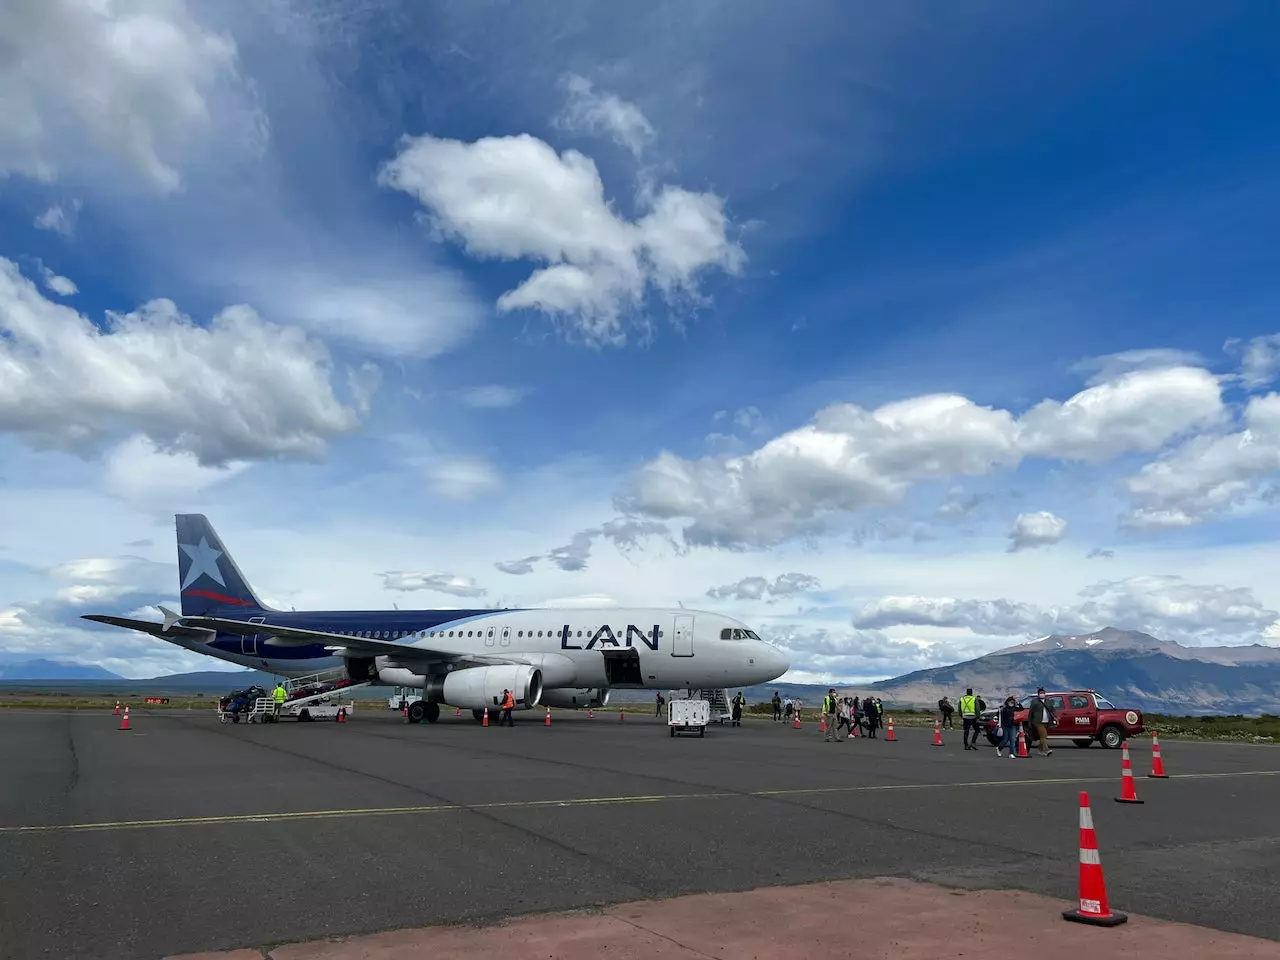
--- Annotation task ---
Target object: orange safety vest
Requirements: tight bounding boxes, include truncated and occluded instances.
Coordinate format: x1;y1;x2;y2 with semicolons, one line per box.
502;692;514;710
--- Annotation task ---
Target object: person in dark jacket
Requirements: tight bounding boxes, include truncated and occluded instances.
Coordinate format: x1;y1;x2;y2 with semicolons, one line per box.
1028;687;1056;756
995;696;1019;758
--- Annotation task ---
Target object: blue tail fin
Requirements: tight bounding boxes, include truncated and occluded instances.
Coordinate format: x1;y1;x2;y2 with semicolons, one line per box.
175;514;272;616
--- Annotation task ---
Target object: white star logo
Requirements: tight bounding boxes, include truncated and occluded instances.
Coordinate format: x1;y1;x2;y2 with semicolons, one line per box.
180;537;226;590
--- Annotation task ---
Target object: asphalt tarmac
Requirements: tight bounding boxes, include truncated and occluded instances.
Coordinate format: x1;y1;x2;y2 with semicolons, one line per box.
3;708;1280;960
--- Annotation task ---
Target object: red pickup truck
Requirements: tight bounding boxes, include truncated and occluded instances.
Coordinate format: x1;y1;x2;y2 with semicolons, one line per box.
980;689;1144;749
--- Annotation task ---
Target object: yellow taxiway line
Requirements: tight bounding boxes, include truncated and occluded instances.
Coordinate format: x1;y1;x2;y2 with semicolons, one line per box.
2;769;1278;836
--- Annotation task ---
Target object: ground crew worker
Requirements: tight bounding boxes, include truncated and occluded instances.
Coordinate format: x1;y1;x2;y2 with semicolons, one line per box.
655;691;665;717
772;692;782;722
731;692;746;726
823;689;841;742
272;681;287;720
500;688;515;727
959;687;979;750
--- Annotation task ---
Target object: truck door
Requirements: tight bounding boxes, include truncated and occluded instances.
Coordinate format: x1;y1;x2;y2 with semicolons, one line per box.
671;614;694;657
1044;695;1069;735
1060;693;1097;735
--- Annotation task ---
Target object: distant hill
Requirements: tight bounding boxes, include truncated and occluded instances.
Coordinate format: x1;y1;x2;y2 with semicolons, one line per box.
0;659;123;681
852;627;1280;716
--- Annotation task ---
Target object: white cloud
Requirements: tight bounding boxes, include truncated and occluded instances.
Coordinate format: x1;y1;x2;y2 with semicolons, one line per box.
379;572;487;597
1123;393;1280;529
623;366;1225;547
850;575;1279;647
1224;333;1280;389
1007;510;1067;552
0;258;363;466
457;385;529;409
378;131;744;345
33;199;82;237
554;74;655;157
102;434;249;504
0;0;262;192
707;572;821;602
494;556;540;576
425;455;502;501
1071;348;1206;387
38;263;77;297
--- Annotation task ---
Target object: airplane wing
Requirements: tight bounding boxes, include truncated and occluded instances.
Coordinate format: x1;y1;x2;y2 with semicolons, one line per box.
81;614;216;643
166;614;527;668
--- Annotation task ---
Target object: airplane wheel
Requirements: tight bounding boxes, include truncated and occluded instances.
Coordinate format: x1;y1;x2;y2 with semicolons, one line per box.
407;701;427;724
472;709;485;723
424;702;440;724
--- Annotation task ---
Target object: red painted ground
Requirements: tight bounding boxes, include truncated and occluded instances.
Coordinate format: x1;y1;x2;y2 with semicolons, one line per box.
169;877;1280;959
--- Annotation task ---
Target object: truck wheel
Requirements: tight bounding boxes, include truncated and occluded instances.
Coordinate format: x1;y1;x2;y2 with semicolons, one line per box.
1099;725;1124;749
1072;738;1092;748
407;701;427;724
699;727;705;738
670;727;675;737
985;731;999;747
299;709;311;722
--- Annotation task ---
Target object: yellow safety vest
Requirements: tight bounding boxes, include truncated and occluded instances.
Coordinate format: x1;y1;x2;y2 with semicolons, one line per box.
959;695;977;717
273;686;286;703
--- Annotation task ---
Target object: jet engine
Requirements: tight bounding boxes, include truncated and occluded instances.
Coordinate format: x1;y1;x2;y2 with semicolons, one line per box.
427;665;543;711
539;688;610;709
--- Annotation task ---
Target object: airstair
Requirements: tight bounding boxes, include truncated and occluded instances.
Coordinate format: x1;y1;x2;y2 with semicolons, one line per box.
680;688;732;724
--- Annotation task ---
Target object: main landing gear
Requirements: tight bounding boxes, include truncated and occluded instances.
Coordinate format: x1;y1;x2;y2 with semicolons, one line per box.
406;701;440;724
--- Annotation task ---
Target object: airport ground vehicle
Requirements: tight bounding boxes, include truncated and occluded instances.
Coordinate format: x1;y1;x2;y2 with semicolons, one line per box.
388;687;422;710
218;669;363;723
668;698;710;737
980;689;1143;749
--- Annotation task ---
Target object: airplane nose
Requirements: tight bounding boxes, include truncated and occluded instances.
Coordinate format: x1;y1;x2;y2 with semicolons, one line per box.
763;643;789;679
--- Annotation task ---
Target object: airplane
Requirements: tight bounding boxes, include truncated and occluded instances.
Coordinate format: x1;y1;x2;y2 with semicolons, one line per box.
82;514;789;723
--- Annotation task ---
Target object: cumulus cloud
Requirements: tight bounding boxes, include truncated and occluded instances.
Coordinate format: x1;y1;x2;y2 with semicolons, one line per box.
424;455;502;501
0;258;363;465
1007;510;1068;552
379;572;487;597
707;572;821;602
851;575;1279;647
494;556;540;576
621;366;1225;547
554;74;655;157
1224;333;1280;389
765;625;978;681
0;0;263;191
33;199;82;237
494;517;674;574
457;385;529;409
1123;393;1280;529
378;131;744;346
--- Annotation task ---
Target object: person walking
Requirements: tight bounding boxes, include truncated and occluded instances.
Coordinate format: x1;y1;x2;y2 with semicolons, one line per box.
1028;687;1056;756
772;691;783;722
500;689;515;727
731;691;746;727
822;689;841;742
655;691;665;717
272;681;287;721
959;688;980;750
994;696;1019;758
938;696;955;729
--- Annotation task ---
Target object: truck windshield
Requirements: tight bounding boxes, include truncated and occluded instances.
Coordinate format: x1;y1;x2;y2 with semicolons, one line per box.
1093;695;1115;709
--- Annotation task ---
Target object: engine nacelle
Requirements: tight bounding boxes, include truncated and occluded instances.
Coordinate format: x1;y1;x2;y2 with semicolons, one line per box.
540;688;610;709
432;665;543;711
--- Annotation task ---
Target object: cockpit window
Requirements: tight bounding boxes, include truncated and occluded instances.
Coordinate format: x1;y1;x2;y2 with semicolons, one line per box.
745;630;762;640
720;628;732;640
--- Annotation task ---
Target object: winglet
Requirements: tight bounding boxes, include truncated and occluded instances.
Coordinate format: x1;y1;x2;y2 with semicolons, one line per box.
157;605;184;632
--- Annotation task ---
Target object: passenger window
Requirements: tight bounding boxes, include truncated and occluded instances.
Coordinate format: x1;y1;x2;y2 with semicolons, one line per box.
1069;695;1090;709
1047;696;1066;711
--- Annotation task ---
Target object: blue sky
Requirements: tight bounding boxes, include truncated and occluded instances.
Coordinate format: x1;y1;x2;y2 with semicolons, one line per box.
3;1;1280;680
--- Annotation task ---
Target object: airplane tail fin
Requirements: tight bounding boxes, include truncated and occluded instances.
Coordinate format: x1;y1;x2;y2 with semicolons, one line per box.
175;514;273;617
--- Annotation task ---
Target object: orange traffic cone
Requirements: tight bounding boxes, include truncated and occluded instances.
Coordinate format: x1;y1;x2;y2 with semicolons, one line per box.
337;707;346;723
113;701;120;716
1063;791;1127;926
1115;742;1143;804
885;717;896;741
931;717;944;746
619;709;625;723
1017;727;1030;758
1148;732;1169;779
544;707;552;726
455;706;460;717
118;706;131;731
819;715;827;734
482;707;489;727
401;703;408;718
588;708;594;719
793;711;801;729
